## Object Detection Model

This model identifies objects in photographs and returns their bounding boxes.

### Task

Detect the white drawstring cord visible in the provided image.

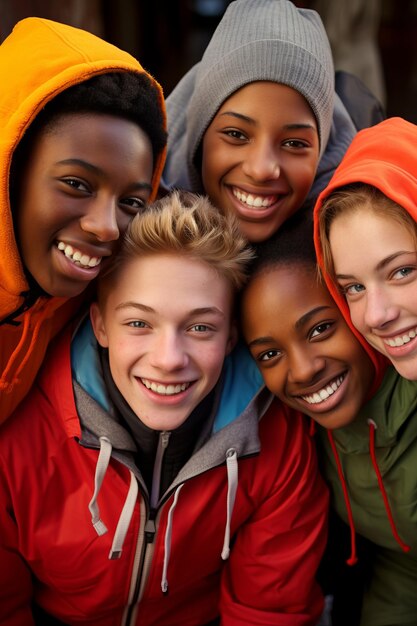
[221,448,238,560]
[161,483,184,594]
[88,436,112,536]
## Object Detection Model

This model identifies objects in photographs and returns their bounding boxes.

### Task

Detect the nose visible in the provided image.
[362,288,399,330]
[79,197,120,242]
[149,330,189,372]
[287,347,326,385]
[242,139,280,182]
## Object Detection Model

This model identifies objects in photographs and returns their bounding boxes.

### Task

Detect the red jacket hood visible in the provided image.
[312,118,417,395]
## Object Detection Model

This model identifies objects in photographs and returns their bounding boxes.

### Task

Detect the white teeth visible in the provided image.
[57,241,102,268]
[385,327,417,347]
[232,188,277,208]
[141,379,190,396]
[301,375,344,405]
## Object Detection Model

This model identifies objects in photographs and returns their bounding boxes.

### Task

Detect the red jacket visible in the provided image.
[0,327,328,625]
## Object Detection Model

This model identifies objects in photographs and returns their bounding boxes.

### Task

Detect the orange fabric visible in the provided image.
[0,17,166,422]
[312,118,417,394]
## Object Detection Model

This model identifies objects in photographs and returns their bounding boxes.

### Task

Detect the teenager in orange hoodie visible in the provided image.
[314,117,417,382]
[0,17,166,422]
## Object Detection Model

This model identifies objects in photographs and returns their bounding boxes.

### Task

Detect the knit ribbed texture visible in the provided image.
[189,0,334,162]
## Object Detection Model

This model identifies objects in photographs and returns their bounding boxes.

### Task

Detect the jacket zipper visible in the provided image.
[125,431,171,625]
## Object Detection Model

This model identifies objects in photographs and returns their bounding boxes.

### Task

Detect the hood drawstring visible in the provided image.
[367,419,410,554]
[109,469,138,560]
[88,436,112,536]
[88,436,139,559]
[161,448,239,595]
[221,448,238,560]
[161,483,184,595]
[88,440,241,592]
[327,430,358,565]
[328,423,411,566]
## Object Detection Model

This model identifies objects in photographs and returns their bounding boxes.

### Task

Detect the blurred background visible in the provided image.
[0,0,416,122]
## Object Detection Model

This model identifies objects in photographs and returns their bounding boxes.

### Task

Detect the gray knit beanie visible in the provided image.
[188,0,334,165]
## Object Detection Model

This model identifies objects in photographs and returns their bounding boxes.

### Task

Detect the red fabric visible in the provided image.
[0,330,328,625]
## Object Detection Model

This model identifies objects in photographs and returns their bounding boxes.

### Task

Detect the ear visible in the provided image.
[90,302,109,348]
[226,320,238,355]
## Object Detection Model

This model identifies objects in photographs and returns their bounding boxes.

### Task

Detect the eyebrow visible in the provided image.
[57,158,153,192]
[295,306,332,330]
[336,251,417,280]
[247,305,332,348]
[115,302,225,317]
[218,112,316,132]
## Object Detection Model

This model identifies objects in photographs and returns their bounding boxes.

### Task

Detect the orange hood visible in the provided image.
[0,17,166,422]
[0,16,166,319]
[312,118,417,393]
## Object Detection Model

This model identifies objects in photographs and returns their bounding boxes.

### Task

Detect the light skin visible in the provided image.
[241,265,374,429]
[91,253,237,431]
[329,206,417,380]
[201,81,320,243]
[17,112,154,299]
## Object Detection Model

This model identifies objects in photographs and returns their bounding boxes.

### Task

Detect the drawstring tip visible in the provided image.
[346,556,358,566]
[109,549,122,560]
[161,581,169,595]
[221,547,230,560]
[92,519,108,536]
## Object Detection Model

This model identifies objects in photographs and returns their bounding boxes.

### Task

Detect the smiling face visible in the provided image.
[201,81,319,243]
[16,112,154,298]
[241,265,374,429]
[330,207,417,380]
[91,253,236,431]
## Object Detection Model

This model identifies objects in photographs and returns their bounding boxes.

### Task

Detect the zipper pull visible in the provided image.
[144,515,156,544]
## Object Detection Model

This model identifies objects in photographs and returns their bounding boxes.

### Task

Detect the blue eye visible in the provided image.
[128,320,147,328]
[393,267,414,280]
[343,283,365,296]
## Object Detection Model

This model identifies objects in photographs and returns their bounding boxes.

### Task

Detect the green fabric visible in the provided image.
[318,366,417,625]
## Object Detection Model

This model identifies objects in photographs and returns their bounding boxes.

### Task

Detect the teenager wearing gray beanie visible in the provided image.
[162,0,357,242]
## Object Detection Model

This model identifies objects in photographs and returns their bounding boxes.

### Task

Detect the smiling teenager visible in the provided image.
[0,191,328,625]
[162,0,359,243]
[241,205,417,625]
[0,17,166,422]
[315,117,417,382]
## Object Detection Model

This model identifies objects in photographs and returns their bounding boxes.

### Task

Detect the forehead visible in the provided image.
[100,253,233,312]
[217,81,316,120]
[243,265,332,323]
[330,207,417,264]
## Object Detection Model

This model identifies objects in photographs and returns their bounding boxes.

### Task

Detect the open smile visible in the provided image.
[140,378,192,396]
[57,241,102,269]
[382,326,417,348]
[298,373,346,406]
[232,187,280,209]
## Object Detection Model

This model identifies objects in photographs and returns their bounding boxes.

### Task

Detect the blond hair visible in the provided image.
[101,190,254,293]
[319,183,417,280]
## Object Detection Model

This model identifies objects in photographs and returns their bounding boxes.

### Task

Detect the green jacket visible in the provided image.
[318,366,417,626]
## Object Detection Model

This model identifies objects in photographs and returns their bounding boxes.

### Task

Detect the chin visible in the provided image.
[392,360,417,381]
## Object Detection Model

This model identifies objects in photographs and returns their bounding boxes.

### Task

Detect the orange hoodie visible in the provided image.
[0,17,166,423]
[312,117,417,392]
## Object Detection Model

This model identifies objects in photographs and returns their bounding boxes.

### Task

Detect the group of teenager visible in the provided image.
[0,1,416,625]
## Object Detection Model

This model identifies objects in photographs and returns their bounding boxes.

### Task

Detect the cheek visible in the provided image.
[347,302,366,332]
[260,366,285,398]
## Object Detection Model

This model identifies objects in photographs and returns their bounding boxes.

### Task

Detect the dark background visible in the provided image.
[0,0,416,122]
